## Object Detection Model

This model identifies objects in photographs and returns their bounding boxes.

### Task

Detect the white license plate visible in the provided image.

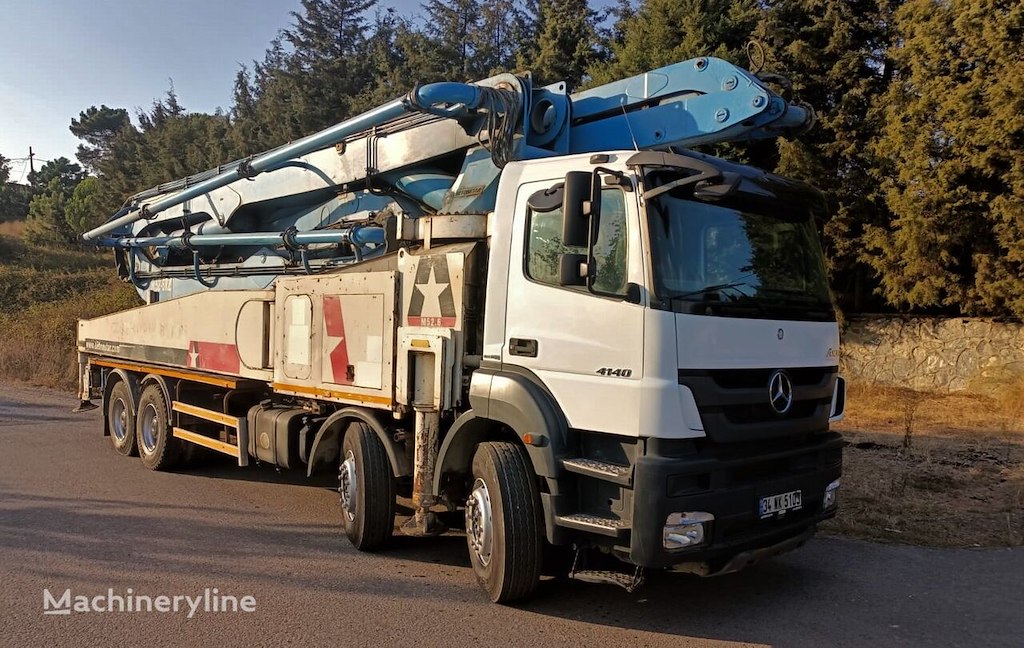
[759,490,802,518]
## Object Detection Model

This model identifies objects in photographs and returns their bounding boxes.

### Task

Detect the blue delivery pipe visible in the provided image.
[97,227,385,250]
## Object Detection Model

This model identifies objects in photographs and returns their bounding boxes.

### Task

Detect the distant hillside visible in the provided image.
[0,228,140,388]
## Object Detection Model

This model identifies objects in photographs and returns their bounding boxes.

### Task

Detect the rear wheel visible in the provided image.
[136,383,182,471]
[466,441,542,603]
[106,380,137,456]
[339,421,395,550]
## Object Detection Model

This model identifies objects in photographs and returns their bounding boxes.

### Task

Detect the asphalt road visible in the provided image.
[1,383,1021,648]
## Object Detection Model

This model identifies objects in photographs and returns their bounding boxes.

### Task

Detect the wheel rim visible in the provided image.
[466,478,493,567]
[111,397,128,442]
[339,450,357,522]
[140,403,159,455]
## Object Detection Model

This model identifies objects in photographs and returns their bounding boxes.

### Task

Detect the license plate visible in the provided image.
[759,490,802,518]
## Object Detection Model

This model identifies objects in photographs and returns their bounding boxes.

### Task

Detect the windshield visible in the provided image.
[645,181,835,322]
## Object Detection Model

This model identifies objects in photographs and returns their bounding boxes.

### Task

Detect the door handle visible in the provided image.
[509,338,538,357]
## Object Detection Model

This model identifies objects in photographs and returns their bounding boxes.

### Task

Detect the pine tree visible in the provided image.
[866,0,1024,316]
[421,0,484,79]
[475,0,531,75]
[63,177,104,237]
[23,178,75,245]
[753,0,897,311]
[588,0,762,85]
[69,106,132,174]
[521,0,600,88]
[252,0,380,145]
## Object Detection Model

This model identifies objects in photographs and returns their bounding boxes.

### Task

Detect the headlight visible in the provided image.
[823,479,841,510]
[663,512,714,550]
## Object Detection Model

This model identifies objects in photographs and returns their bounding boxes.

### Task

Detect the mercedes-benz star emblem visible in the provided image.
[768,370,793,415]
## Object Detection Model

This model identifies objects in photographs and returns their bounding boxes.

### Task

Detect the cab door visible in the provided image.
[503,176,646,436]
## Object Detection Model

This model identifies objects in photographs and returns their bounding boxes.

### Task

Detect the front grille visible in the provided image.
[679,366,837,443]
[663,433,841,497]
[702,366,836,390]
[712,398,827,425]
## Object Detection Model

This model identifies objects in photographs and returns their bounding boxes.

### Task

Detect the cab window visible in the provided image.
[526,189,627,295]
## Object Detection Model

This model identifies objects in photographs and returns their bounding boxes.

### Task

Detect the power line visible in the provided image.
[4,152,54,185]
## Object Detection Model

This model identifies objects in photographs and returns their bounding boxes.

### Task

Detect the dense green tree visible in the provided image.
[22,158,88,243]
[84,116,146,221]
[752,0,897,310]
[63,177,104,237]
[28,157,85,193]
[281,0,378,130]
[865,0,1024,317]
[228,0,381,151]
[67,90,232,228]
[521,0,600,88]
[69,106,132,173]
[356,11,441,110]
[475,0,532,76]
[421,0,484,79]
[588,0,762,85]
[133,90,232,184]
[23,177,75,244]
[228,66,262,156]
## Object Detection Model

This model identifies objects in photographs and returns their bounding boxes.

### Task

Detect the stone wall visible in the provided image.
[841,316,1024,393]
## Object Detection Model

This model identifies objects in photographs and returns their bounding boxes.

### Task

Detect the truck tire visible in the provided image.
[466,441,542,603]
[107,380,137,456]
[135,383,182,471]
[339,421,395,550]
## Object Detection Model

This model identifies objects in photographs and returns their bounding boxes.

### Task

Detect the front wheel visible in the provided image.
[339,421,395,550]
[466,442,542,603]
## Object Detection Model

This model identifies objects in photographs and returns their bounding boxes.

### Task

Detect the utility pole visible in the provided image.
[28,147,35,175]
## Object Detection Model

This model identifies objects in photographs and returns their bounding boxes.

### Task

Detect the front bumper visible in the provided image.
[628,432,843,570]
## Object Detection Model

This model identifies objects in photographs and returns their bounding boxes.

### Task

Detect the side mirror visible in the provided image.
[562,171,599,248]
[558,253,587,286]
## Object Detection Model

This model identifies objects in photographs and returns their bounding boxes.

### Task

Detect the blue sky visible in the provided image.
[0,0,450,178]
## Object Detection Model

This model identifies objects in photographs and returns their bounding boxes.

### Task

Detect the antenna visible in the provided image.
[620,101,640,152]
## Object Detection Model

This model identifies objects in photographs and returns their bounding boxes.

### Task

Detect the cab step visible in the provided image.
[561,457,632,485]
[569,568,645,593]
[556,512,630,538]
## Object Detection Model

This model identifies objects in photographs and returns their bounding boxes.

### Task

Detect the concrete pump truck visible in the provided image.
[74,56,846,602]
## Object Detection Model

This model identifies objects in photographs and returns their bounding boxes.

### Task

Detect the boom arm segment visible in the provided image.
[564,57,812,152]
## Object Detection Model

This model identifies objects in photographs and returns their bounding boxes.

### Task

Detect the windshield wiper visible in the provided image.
[673,281,753,300]
[666,281,770,316]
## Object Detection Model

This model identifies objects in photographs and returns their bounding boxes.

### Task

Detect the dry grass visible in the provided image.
[826,382,1024,547]
[0,233,141,388]
[0,220,26,238]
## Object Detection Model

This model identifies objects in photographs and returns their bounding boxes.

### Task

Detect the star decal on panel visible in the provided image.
[408,256,456,327]
[185,340,240,373]
[323,295,353,384]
